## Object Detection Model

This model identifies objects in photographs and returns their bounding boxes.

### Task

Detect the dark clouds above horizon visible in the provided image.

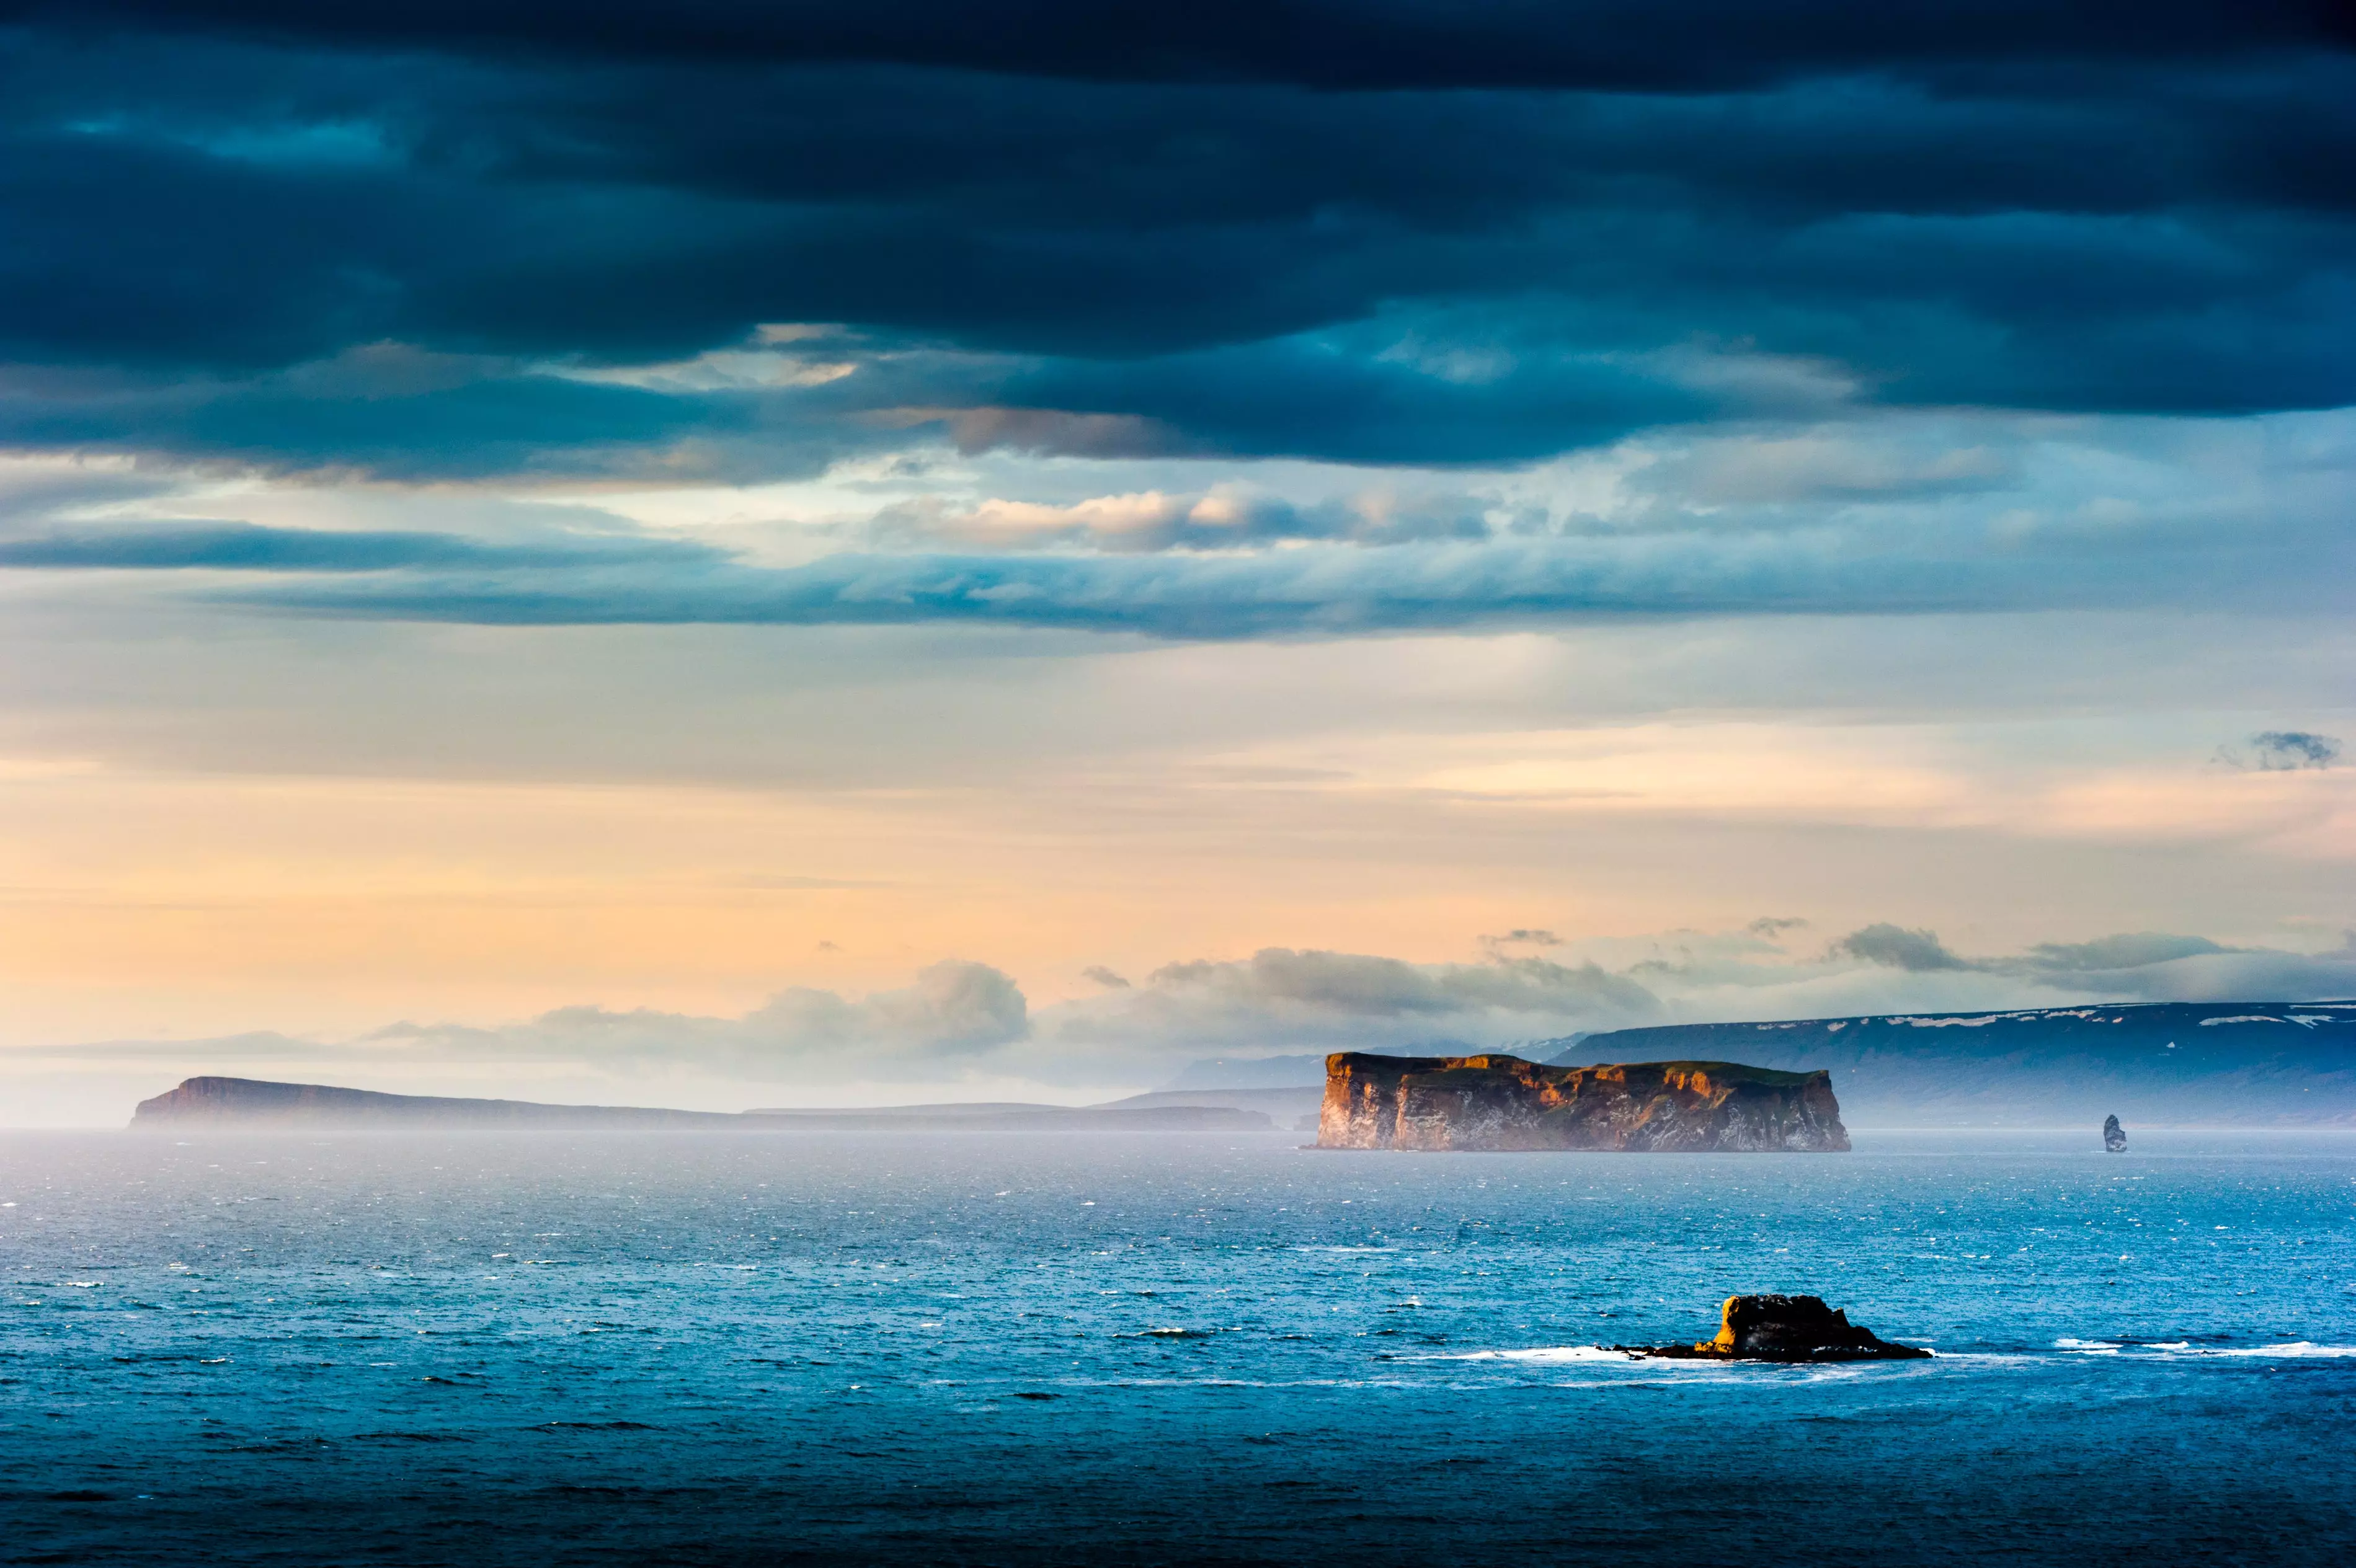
[16,3,2354,89]
[1,3,2352,481]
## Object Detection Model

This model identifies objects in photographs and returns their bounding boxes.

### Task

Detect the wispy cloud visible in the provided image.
[1836,923,1976,973]
[362,960,1029,1079]
[192,524,2310,637]
[2216,730,2344,771]
[0,521,716,572]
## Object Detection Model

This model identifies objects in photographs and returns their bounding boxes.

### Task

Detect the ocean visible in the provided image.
[5,1127,2352,1566]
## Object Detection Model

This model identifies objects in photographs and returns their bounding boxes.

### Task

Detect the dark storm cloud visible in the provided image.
[994,330,1721,466]
[0,12,2350,477]
[0,368,763,481]
[16,4,2349,89]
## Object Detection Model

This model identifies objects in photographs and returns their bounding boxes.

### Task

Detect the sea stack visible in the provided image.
[1618,1294,1931,1362]
[2103,1114,2127,1153]
[1317,1053,1849,1152]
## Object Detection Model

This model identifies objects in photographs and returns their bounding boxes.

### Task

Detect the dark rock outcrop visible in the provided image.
[130,1077,1273,1132]
[1618,1294,1931,1362]
[2104,1114,2127,1152]
[1316,1053,1848,1152]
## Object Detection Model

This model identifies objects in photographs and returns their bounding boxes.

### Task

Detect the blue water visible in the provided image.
[5,1128,2354,1566]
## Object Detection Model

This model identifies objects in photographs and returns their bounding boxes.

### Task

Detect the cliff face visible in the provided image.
[1317,1053,1849,1152]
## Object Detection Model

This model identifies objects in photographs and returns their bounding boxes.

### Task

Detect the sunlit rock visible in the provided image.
[1316,1052,1849,1152]
[1619,1295,1932,1362]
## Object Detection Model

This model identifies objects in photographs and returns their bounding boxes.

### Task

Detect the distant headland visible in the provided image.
[1315,1052,1849,1151]
[1567,1001,2356,1126]
[129,1077,1273,1132]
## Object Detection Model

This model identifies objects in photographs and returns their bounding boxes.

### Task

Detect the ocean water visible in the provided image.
[4,1128,2354,1566]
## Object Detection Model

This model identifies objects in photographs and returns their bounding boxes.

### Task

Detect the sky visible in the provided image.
[1,2,2352,1123]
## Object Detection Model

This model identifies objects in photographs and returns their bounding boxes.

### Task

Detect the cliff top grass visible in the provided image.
[1330,1052,1824,1088]
[1555,1059,1825,1087]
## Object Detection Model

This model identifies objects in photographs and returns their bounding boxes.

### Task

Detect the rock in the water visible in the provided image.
[2104,1114,2127,1153]
[1617,1294,1931,1362]
[1317,1053,1849,1152]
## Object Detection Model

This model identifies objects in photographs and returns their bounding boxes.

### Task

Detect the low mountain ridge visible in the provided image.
[130,1077,1273,1132]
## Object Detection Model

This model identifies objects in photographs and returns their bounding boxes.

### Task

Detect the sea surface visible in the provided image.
[4,1127,2353,1566]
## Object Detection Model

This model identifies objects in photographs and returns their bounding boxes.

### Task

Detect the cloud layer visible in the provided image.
[6,403,2347,639]
[2,11,2350,643]
[30,924,2353,1099]
[0,11,2349,479]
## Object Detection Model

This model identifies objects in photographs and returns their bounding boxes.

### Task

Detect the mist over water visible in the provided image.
[6,1129,2354,1566]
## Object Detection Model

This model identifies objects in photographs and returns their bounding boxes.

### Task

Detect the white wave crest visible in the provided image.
[2056,1337,2356,1359]
[1433,1345,1637,1363]
[2158,1342,2356,1359]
